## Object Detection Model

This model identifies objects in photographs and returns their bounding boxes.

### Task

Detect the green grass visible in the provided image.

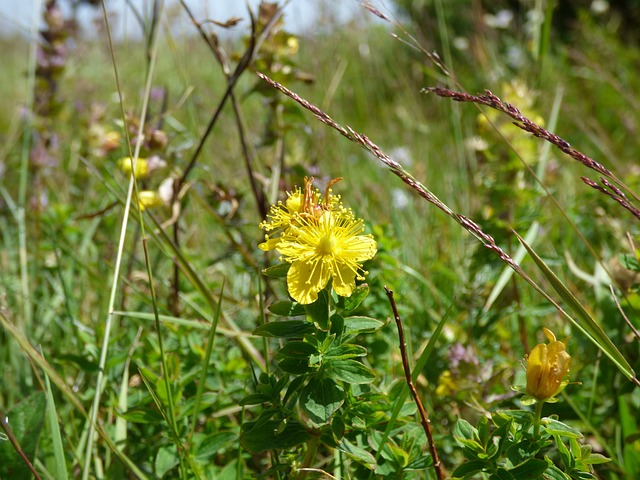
[1,2,639,479]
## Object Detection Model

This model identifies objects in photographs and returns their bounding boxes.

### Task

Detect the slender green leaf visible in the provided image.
[254,320,315,338]
[44,370,70,480]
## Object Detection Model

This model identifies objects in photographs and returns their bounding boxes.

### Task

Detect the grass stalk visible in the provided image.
[82,1,164,478]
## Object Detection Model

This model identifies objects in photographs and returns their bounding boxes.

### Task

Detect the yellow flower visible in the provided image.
[259,186,307,251]
[526,328,571,401]
[137,190,164,211]
[118,157,148,179]
[259,176,347,252]
[275,210,377,304]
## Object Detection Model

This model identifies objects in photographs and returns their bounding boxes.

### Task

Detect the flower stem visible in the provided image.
[533,400,544,437]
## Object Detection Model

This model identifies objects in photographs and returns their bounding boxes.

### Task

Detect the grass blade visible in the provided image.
[43,355,69,480]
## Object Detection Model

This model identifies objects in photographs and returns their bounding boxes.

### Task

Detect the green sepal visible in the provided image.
[262,263,290,278]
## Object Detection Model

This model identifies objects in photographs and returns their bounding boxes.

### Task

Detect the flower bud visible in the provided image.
[526,328,571,401]
[137,191,164,211]
[118,157,148,179]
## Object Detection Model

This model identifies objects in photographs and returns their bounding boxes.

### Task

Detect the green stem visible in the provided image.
[533,401,544,437]
[295,434,320,480]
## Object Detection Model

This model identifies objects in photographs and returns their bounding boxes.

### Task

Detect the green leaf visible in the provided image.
[405,454,433,470]
[477,416,490,446]
[283,375,306,405]
[338,437,376,470]
[544,463,571,480]
[326,343,368,360]
[278,358,317,375]
[305,289,331,331]
[277,341,318,359]
[267,301,306,317]
[118,407,165,424]
[454,418,479,442]
[543,418,582,438]
[554,434,572,470]
[508,458,549,479]
[618,253,639,272]
[155,444,178,478]
[239,393,272,406]
[327,359,376,384]
[44,368,69,480]
[490,418,514,461]
[336,284,369,312]
[240,419,310,453]
[0,392,46,479]
[343,316,387,335]
[331,416,345,442]
[492,467,515,480]
[253,320,315,338]
[620,395,640,476]
[300,377,344,425]
[451,459,488,478]
[262,263,290,278]
[194,431,238,459]
[386,442,410,468]
[515,233,635,381]
[582,453,611,465]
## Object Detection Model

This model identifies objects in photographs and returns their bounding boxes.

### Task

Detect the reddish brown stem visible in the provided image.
[385,286,445,480]
[0,410,43,480]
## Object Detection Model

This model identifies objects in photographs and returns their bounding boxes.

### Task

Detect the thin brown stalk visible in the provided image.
[580,176,640,222]
[385,287,444,480]
[0,411,43,480]
[609,285,640,342]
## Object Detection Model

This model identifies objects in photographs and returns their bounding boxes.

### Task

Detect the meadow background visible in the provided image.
[1,0,639,478]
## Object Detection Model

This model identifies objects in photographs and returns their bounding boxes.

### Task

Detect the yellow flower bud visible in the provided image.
[137,191,164,211]
[526,328,571,401]
[118,157,148,179]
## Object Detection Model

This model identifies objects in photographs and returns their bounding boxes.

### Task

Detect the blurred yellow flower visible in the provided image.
[118,157,148,179]
[275,210,377,304]
[137,191,164,211]
[526,328,571,401]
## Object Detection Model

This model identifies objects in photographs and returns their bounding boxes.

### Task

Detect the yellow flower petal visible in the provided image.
[332,262,357,297]
[287,257,331,304]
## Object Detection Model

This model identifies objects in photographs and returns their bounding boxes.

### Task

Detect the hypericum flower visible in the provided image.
[137,190,164,211]
[118,156,149,179]
[525,327,571,402]
[275,209,377,304]
[118,155,167,179]
[259,177,348,252]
